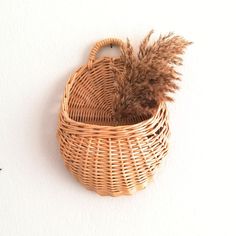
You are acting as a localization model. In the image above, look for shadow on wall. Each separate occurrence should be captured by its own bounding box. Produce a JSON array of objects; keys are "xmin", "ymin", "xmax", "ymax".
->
[{"xmin": 40, "ymin": 69, "xmax": 78, "ymax": 183}]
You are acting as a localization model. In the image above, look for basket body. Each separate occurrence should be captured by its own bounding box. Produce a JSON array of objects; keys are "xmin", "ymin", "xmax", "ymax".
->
[{"xmin": 57, "ymin": 39, "xmax": 170, "ymax": 196}]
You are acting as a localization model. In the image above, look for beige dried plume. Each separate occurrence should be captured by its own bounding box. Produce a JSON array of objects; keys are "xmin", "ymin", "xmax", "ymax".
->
[{"xmin": 112, "ymin": 30, "xmax": 191, "ymax": 121}]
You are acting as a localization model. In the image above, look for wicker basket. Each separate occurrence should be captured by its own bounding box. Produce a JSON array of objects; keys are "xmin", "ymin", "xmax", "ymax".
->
[{"xmin": 57, "ymin": 38, "xmax": 170, "ymax": 196}]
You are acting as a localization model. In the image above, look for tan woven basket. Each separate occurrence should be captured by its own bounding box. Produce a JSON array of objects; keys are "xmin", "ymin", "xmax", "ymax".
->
[{"xmin": 57, "ymin": 38, "xmax": 170, "ymax": 196}]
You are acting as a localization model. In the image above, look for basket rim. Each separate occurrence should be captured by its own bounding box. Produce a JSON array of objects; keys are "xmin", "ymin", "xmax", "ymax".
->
[{"xmin": 61, "ymin": 101, "xmax": 165, "ymax": 129}]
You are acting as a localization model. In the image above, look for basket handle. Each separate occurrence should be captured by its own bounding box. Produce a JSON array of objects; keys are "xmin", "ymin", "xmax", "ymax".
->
[{"xmin": 88, "ymin": 38, "xmax": 125, "ymax": 69}]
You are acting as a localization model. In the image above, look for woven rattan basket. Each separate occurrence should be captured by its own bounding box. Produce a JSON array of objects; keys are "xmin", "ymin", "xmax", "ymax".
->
[{"xmin": 57, "ymin": 38, "xmax": 170, "ymax": 196}]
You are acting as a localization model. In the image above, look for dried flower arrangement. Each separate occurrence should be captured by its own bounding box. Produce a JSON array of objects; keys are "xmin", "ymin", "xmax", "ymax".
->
[{"xmin": 112, "ymin": 30, "xmax": 191, "ymax": 121}]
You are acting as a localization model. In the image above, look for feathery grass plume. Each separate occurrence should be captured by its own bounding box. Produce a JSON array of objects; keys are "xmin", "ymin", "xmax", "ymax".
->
[{"xmin": 112, "ymin": 30, "xmax": 192, "ymax": 121}]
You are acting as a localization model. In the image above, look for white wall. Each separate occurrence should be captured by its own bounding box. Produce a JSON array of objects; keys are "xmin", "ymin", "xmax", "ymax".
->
[{"xmin": 1, "ymin": 0, "xmax": 235, "ymax": 235}]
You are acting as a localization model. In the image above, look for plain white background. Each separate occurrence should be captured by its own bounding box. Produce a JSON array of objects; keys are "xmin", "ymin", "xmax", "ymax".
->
[{"xmin": 0, "ymin": 0, "xmax": 236, "ymax": 235}]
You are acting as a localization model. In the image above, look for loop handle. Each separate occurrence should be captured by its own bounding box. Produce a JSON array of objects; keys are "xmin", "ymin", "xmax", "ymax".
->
[{"xmin": 88, "ymin": 38, "xmax": 125, "ymax": 69}]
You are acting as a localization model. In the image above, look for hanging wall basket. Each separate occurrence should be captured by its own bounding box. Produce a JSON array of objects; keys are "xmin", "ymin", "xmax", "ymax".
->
[{"xmin": 57, "ymin": 33, "xmax": 190, "ymax": 196}]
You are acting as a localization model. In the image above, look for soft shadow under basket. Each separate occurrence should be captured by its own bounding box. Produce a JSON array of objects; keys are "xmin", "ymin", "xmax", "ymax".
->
[{"xmin": 57, "ymin": 38, "xmax": 170, "ymax": 196}]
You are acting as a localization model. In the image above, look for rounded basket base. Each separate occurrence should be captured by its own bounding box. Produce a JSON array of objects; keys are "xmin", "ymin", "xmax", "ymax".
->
[{"xmin": 75, "ymin": 175, "xmax": 154, "ymax": 197}]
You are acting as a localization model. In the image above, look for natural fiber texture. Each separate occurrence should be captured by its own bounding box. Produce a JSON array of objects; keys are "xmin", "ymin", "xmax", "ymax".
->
[
  {"xmin": 112, "ymin": 30, "xmax": 191, "ymax": 121},
  {"xmin": 57, "ymin": 37, "xmax": 170, "ymax": 196}
]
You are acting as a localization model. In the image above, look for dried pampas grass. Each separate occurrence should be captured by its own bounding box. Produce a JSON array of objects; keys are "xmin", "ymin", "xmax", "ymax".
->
[{"xmin": 112, "ymin": 30, "xmax": 191, "ymax": 121}]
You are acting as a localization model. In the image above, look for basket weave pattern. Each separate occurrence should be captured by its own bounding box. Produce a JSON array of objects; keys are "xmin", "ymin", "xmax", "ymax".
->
[{"xmin": 57, "ymin": 38, "xmax": 170, "ymax": 196}]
